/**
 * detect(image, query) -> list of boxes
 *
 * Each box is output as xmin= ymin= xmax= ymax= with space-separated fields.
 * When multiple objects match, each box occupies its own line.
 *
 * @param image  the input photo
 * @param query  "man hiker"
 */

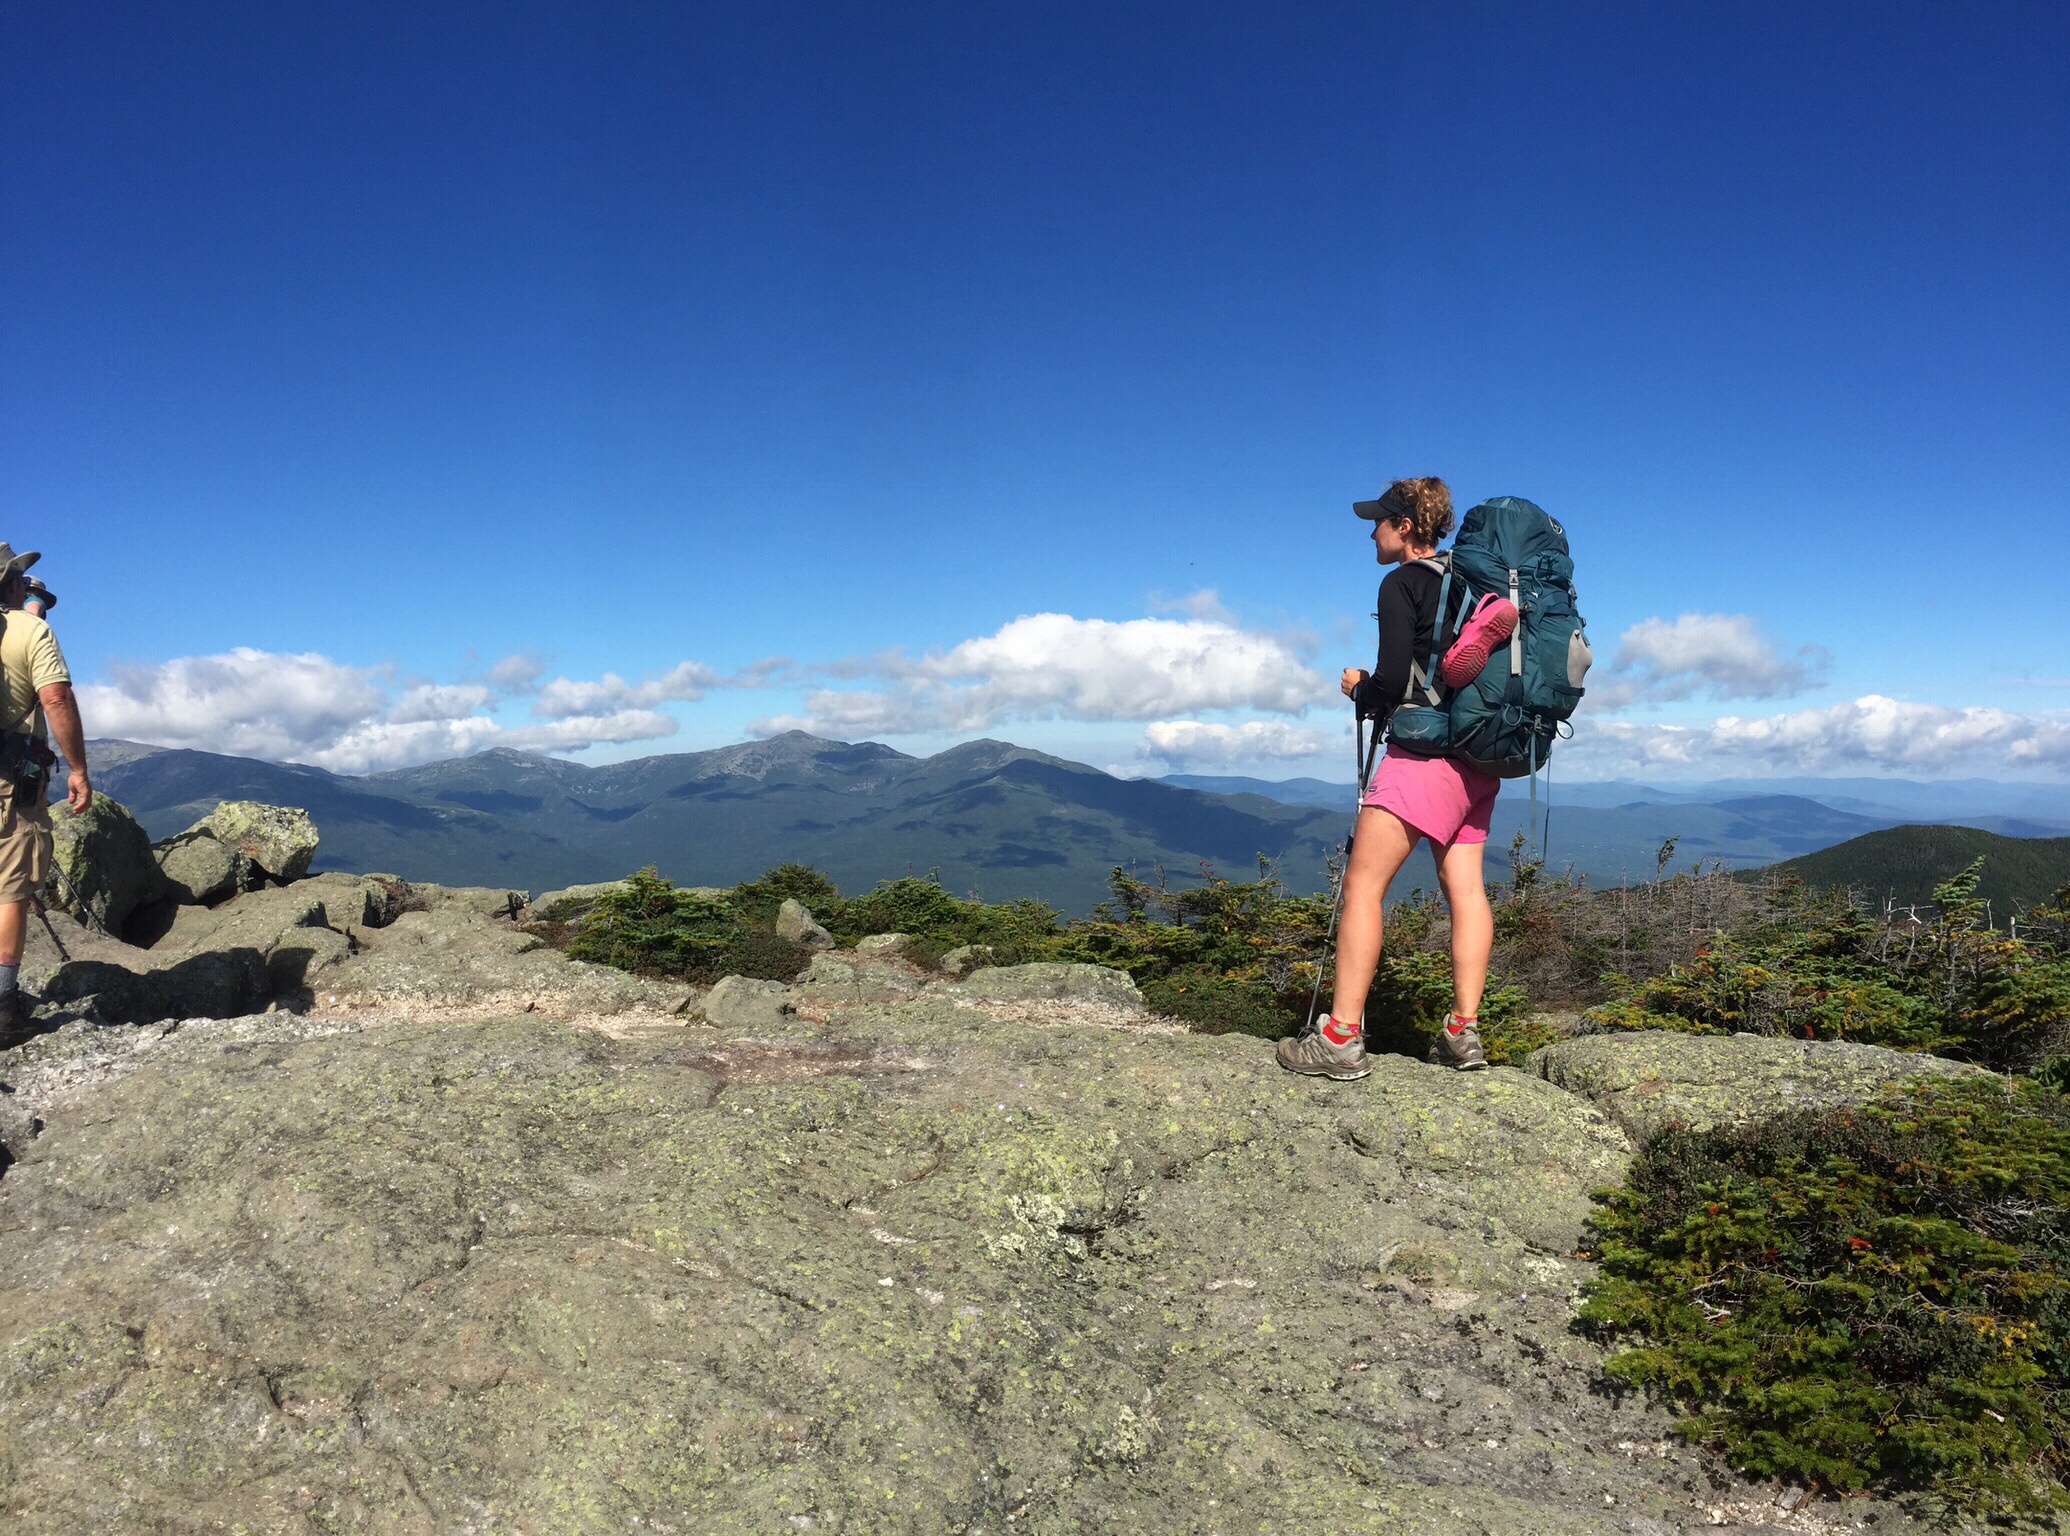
xmin=0 ymin=543 xmax=91 ymax=1040
xmin=19 ymin=576 xmax=55 ymax=619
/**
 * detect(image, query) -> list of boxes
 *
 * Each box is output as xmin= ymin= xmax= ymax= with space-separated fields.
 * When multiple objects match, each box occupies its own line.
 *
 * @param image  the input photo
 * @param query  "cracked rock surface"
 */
xmin=0 ymin=999 xmax=1934 ymax=1535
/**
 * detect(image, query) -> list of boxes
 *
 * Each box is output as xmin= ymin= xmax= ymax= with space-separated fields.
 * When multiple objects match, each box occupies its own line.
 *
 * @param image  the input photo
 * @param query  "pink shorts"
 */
xmin=1362 ymin=747 xmax=1499 ymax=847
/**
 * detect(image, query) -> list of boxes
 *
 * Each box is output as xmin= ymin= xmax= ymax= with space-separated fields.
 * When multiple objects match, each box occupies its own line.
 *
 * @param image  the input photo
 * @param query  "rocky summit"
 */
xmin=0 ymin=803 xmax=1980 ymax=1535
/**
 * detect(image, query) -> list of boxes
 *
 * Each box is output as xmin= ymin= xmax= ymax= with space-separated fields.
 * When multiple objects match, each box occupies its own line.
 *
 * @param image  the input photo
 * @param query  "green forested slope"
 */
xmin=1764 ymin=823 xmax=2070 ymax=913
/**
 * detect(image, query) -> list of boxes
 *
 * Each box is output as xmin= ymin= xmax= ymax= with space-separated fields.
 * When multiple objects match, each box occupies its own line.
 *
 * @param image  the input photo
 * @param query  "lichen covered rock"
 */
xmin=794 ymin=951 xmax=918 ymax=1003
xmin=775 ymin=896 xmax=835 ymax=950
xmin=702 ymin=974 xmax=794 ymax=1029
xmin=296 ymin=870 xmax=408 ymax=931
xmin=317 ymin=906 xmax=689 ymax=1015
xmin=48 ymin=793 xmax=170 ymax=937
xmin=198 ymin=800 xmax=319 ymax=883
xmin=1527 ymin=1029 xmax=1989 ymax=1143
xmin=403 ymin=882 xmax=528 ymax=920
xmin=0 ymin=982 xmax=1958 ymax=1534
xmin=0 ymin=999 xmax=1739 ymax=1536
xmin=151 ymin=827 xmax=249 ymax=905
xmin=935 ymin=942 xmax=994 ymax=978
xmin=530 ymin=879 xmax=630 ymax=923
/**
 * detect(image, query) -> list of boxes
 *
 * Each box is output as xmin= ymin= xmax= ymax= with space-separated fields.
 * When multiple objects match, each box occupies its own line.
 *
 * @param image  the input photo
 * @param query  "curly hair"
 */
xmin=1380 ymin=477 xmax=1454 ymax=546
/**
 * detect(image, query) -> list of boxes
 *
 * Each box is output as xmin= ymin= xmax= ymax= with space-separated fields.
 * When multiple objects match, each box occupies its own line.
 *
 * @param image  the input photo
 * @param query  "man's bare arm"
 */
xmin=37 ymin=682 xmax=90 ymax=812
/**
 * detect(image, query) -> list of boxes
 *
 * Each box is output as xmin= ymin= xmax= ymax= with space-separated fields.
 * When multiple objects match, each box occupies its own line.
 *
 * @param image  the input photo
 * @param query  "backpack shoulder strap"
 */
xmin=1400 ymin=555 xmax=1454 ymax=708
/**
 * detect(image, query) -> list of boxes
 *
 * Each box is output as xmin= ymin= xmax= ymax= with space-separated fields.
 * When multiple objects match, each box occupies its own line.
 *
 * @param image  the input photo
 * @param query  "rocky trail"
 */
xmin=0 ymin=803 xmax=1986 ymax=1534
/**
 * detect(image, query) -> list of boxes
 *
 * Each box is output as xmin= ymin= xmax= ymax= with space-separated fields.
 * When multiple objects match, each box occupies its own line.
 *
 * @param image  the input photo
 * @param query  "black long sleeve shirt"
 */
xmin=1349 ymin=560 xmax=1445 ymax=730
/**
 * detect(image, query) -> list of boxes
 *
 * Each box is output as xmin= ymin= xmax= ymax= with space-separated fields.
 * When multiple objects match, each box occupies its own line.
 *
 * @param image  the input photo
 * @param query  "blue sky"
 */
xmin=4 ymin=4 xmax=2067 ymax=781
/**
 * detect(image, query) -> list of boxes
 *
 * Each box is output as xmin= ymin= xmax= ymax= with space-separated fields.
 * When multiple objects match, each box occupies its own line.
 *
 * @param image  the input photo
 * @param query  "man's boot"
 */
xmin=0 ymin=989 xmax=28 ymax=1048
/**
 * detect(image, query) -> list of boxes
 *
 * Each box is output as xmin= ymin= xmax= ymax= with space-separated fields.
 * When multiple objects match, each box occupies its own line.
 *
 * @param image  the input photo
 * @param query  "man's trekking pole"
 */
xmin=1302 ymin=707 xmax=1382 ymax=1034
xmin=32 ymin=896 xmax=70 ymax=962
xmin=43 ymin=862 xmax=107 ymax=939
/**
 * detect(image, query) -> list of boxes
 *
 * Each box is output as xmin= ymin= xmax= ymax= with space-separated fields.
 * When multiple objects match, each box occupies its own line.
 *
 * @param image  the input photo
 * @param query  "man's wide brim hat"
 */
xmin=0 ymin=544 xmax=40 ymax=582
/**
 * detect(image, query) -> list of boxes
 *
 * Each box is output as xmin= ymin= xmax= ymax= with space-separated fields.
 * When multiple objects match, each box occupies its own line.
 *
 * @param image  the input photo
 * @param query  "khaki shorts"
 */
xmin=0 ymin=794 xmax=52 ymax=903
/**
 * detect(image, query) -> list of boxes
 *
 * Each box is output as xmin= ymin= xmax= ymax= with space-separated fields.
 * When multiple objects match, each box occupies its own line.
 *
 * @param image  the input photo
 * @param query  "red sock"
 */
xmin=1446 ymin=1013 xmax=1476 ymax=1035
xmin=1321 ymin=1015 xmax=1360 ymax=1046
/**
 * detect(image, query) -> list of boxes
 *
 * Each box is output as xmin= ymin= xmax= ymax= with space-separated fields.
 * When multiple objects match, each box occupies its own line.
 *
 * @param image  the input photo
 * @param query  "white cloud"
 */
xmin=486 ymin=652 xmax=547 ymax=692
xmin=75 ymin=647 xmax=720 ymax=773
xmin=1594 ymin=612 xmax=1826 ymax=711
xmin=792 ymin=612 xmax=1326 ymax=735
xmin=531 ymin=660 xmax=721 ymax=720
xmin=80 ymin=649 xmax=390 ymax=763
xmin=1138 ymin=719 xmax=1332 ymax=767
xmin=1567 ymin=695 xmax=2070 ymax=776
xmin=1148 ymin=587 xmax=1234 ymax=622
xmin=389 ymin=682 xmax=496 ymax=724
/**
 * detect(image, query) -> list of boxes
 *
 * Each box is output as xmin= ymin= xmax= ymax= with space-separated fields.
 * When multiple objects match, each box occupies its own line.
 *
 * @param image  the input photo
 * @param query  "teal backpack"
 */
xmin=1384 ymin=496 xmax=1592 ymax=784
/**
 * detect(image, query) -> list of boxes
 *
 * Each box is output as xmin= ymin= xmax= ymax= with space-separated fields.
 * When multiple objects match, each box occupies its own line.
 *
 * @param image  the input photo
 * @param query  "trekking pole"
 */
xmin=1303 ymin=707 xmax=1381 ymax=1034
xmin=44 ymin=862 xmax=108 ymax=939
xmin=32 ymin=897 xmax=70 ymax=962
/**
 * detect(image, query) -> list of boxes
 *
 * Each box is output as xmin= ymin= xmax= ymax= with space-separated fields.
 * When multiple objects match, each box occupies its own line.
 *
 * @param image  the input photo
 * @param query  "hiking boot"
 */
xmin=1276 ymin=1014 xmax=1371 ymax=1081
xmin=0 ymin=990 xmax=28 ymax=1049
xmin=1440 ymin=593 xmax=1519 ymax=688
xmin=1427 ymin=1019 xmax=1488 ymax=1071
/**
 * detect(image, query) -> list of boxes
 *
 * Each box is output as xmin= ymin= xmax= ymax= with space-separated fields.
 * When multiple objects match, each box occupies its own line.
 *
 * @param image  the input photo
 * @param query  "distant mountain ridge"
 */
xmin=86 ymin=735 xmax=2070 ymax=910
xmin=1158 ymin=772 xmax=2070 ymax=827
xmin=89 ymin=733 xmax=1343 ymax=913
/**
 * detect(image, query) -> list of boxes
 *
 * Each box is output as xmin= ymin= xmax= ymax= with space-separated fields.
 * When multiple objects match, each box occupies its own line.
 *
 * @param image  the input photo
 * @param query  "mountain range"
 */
xmin=88 ymin=734 xmax=1343 ymax=912
xmin=87 ymin=735 xmax=2070 ymax=912
xmin=1161 ymin=772 xmax=2070 ymax=830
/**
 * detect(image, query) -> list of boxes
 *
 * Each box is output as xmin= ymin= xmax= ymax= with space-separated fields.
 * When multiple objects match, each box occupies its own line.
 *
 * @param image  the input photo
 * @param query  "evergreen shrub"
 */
xmin=1582 ymin=1079 xmax=2070 ymax=1517
xmin=728 ymin=862 xmax=842 ymax=924
xmin=567 ymin=867 xmax=809 ymax=984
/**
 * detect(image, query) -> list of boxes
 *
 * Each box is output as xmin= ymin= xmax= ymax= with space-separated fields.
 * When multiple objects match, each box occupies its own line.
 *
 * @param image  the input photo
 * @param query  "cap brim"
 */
xmin=1352 ymin=499 xmax=1386 ymax=521
xmin=5 ymin=551 xmax=39 ymax=575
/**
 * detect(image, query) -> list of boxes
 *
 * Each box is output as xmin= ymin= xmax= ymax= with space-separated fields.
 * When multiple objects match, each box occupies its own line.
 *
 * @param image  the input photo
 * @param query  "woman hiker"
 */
xmin=1276 ymin=476 xmax=1516 ymax=1082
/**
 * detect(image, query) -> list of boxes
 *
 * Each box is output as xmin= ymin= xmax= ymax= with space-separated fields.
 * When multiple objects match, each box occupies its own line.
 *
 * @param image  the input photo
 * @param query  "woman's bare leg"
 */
xmin=1434 ymin=837 xmax=1492 ymax=1019
xmin=1326 ymin=807 xmax=1419 ymax=1025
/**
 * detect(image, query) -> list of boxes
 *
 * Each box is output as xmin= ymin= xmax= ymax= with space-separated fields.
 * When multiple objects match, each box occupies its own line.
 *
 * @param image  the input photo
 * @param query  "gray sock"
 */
xmin=0 ymin=961 xmax=17 ymax=997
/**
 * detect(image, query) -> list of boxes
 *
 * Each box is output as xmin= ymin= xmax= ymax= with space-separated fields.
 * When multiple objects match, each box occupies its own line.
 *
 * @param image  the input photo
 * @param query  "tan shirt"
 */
xmin=0 ymin=611 xmax=70 ymax=741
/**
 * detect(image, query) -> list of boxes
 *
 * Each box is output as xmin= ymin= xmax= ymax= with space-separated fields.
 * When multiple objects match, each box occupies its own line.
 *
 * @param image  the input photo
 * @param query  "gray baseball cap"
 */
xmin=1352 ymin=486 xmax=1411 ymax=522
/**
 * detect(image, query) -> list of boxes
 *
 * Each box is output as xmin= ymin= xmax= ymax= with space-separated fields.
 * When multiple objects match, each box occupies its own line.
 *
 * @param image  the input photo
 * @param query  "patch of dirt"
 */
xmin=941 ymin=995 xmax=1191 ymax=1037
xmin=310 ymin=993 xmax=697 ymax=1028
xmin=661 ymin=1039 xmax=932 ymax=1086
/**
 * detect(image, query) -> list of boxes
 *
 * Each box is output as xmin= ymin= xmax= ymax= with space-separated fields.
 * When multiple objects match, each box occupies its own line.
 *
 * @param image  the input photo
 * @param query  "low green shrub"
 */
xmin=1360 ymin=946 xmax=1538 ymax=1064
xmin=1582 ymin=1079 xmax=2070 ymax=1518
xmin=568 ymin=867 xmax=810 ymax=985
xmin=1138 ymin=966 xmax=1283 ymax=1039
xmin=567 ymin=868 xmax=739 ymax=977
xmin=728 ymin=862 xmax=842 ymax=924
xmin=716 ymin=926 xmax=814 ymax=983
xmin=1051 ymin=863 xmax=1340 ymax=1036
xmin=828 ymin=874 xmax=1061 ymax=953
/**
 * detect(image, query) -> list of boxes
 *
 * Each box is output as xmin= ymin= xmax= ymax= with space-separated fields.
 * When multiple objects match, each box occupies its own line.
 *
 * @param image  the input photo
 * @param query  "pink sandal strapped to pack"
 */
xmin=1440 ymin=593 xmax=1519 ymax=687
